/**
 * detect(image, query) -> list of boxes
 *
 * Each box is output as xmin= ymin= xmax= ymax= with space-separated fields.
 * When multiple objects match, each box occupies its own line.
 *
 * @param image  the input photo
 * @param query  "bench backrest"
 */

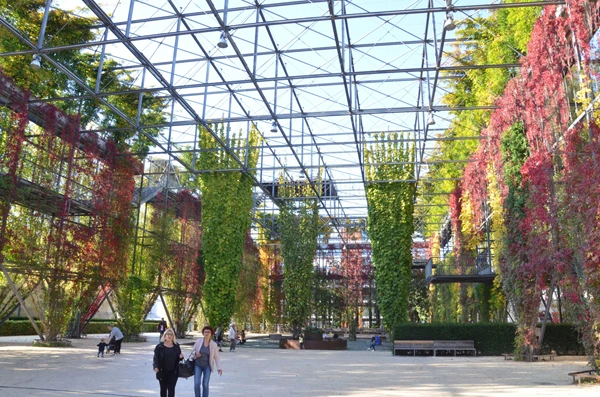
xmin=394 ymin=340 xmax=434 ymax=348
xmin=433 ymin=340 xmax=475 ymax=348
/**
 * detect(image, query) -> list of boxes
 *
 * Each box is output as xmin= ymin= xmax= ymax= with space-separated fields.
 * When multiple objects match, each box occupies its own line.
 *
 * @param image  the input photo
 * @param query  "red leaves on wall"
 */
xmin=449 ymin=184 xmax=463 ymax=253
xmin=172 ymin=190 xmax=203 ymax=293
xmin=463 ymin=146 xmax=488 ymax=228
xmin=0 ymin=67 xmax=137 ymax=297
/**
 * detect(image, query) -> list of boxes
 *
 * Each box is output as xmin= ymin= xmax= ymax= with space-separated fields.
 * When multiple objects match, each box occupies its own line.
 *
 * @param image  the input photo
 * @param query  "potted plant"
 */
xmin=303 ymin=326 xmax=324 ymax=341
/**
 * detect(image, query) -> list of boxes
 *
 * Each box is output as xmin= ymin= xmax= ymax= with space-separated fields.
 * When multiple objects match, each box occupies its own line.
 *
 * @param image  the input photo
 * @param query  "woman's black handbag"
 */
xmin=178 ymin=353 xmax=195 ymax=379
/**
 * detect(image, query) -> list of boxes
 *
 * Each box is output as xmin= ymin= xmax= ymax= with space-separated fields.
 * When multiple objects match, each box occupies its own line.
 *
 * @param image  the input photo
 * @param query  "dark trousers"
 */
xmin=114 ymin=338 xmax=123 ymax=354
xmin=159 ymin=370 xmax=178 ymax=397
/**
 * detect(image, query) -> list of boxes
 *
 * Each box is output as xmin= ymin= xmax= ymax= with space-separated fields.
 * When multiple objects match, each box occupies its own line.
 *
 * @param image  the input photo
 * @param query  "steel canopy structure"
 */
xmin=0 ymin=0 xmax=559 ymax=246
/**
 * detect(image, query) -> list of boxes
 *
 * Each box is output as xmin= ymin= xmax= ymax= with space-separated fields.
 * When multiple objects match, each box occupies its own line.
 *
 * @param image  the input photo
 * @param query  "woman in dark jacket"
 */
xmin=153 ymin=328 xmax=184 ymax=397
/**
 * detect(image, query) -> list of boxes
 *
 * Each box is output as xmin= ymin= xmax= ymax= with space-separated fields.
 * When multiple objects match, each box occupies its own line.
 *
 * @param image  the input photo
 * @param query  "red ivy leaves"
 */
xmin=449 ymin=184 xmax=463 ymax=253
xmin=462 ymin=0 xmax=600 ymax=355
xmin=463 ymin=146 xmax=488 ymax=227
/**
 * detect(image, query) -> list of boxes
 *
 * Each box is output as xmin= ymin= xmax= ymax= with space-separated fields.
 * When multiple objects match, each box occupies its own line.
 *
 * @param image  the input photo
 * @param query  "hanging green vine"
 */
xmin=193 ymin=123 xmax=259 ymax=327
xmin=278 ymin=174 xmax=320 ymax=335
xmin=163 ymin=191 xmax=203 ymax=337
xmin=365 ymin=132 xmax=415 ymax=329
xmin=115 ymin=198 xmax=175 ymax=340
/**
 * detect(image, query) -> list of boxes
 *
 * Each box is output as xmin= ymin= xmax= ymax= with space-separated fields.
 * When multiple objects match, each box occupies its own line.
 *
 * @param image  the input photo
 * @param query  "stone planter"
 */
xmin=304 ymin=339 xmax=347 ymax=350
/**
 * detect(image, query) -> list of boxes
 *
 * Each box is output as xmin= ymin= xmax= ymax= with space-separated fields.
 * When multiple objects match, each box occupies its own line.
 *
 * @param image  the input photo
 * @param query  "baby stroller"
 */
xmin=105 ymin=336 xmax=116 ymax=354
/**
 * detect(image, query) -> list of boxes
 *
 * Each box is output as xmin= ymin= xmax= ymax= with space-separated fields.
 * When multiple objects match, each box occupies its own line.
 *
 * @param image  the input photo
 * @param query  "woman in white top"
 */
xmin=191 ymin=326 xmax=222 ymax=397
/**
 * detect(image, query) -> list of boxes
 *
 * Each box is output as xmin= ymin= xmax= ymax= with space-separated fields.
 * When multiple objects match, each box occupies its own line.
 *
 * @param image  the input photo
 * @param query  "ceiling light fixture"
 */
xmin=270 ymin=121 xmax=278 ymax=132
xmin=30 ymin=54 xmax=41 ymax=70
xmin=444 ymin=13 xmax=456 ymax=31
xmin=427 ymin=112 xmax=435 ymax=126
xmin=217 ymin=31 xmax=228 ymax=48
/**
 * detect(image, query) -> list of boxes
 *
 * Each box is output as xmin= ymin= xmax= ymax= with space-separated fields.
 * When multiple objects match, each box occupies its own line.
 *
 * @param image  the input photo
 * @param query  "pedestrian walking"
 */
xmin=228 ymin=323 xmax=236 ymax=352
xmin=97 ymin=338 xmax=108 ymax=357
xmin=158 ymin=318 xmax=168 ymax=339
xmin=192 ymin=326 xmax=223 ymax=397
xmin=153 ymin=329 xmax=184 ymax=397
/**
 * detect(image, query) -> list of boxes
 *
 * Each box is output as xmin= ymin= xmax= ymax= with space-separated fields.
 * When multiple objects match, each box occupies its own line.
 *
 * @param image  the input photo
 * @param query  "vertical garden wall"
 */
xmin=340 ymin=222 xmax=367 ymax=338
xmin=0 ymin=2 xmax=171 ymax=340
xmin=0 ymin=71 xmax=139 ymax=341
xmin=426 ymin=0 xmax=541 ymax=325
xmin=441 ymin=0 xmax=600 ymax=365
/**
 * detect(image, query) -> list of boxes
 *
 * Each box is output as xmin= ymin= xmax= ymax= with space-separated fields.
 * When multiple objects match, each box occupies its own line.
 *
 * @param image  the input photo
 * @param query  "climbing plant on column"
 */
xmin=340 ymin=221 xmax=364 ymax=338
xmin=112 ymin=188 xmax=177 ymax=340
xmin=233 ymin=231 xmax=262 ymax=327
xmin=193 ymin=123 xmax=259 ymax=327
xmin=279 ymin=175 xmax=320 ymax=336
xmin=365 ymin=132 xmax=415 ymax=329
xmin=257 ymin=218 xmax=284 ymax=330
xmin=163 ymin=190 xmax=203 ymax=337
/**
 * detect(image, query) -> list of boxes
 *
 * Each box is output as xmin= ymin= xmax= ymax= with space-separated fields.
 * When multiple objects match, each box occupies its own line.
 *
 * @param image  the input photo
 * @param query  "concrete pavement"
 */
xmin=0 ymin=333 xmax=598 ymax=396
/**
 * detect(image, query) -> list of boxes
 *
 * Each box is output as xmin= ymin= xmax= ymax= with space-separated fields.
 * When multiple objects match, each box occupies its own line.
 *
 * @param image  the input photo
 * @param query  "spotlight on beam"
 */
xmin=217 ymin=31 xmax=228 ymax=48
xmin=30 ymin=54 xmax=41 ymax=70
xmin=444 ymin=13 xmax=456 ymax=31
xmin=427 ymin=112 xmax=435 ymax=126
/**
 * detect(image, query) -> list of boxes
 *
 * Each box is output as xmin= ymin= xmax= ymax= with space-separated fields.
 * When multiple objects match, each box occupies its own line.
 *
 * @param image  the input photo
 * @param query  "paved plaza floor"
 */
xmin=0 ymin=333 xmax=599 ymax=396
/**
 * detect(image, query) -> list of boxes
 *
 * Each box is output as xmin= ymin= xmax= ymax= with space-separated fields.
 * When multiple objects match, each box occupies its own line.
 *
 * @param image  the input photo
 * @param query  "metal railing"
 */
xmin=426 ymin=250 xmax=494 ymax=279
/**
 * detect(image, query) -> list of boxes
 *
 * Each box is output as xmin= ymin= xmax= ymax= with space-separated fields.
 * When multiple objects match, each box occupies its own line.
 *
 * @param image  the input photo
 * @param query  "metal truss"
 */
xmin=0 ymin=0 xmax=561 ymax=244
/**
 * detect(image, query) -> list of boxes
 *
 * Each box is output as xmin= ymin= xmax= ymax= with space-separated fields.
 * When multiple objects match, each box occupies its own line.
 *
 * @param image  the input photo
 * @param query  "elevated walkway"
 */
xmin=0 ymin=173 xmax=92 ymax=216
xmin=425 ymin=253 xmax=496 ymax=284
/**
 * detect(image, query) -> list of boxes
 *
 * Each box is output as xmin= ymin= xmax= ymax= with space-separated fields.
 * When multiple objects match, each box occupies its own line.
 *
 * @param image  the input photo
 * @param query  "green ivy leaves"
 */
xmin=194 ymin=124 xmax=259 ymax=328
xmin=279 ymin=175 xmax=320 ymax=335
xmin=365 ymin=132 xmax=415 ymax=329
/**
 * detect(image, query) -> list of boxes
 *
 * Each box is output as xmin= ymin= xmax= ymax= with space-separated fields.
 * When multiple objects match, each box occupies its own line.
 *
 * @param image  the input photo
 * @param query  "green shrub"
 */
xmin=0 ymin=319 xmax=162 ymax=337
xmin=391 ymin=323 xmax=584 ymax=356
xmin=0 ymin=320 xmax=42 ymax=336
xmin=392 ymin=323 xmax=516 ymax=355
xmin=541 ymin=323 xmax=585 ymax=355
xmin=303 ymin=326 xmax=324 ymax=341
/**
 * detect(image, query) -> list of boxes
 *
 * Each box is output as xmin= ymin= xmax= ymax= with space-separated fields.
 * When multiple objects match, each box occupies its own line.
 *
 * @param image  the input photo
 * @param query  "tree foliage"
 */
xmin=0 ymin=0 xmax=167 ymax=157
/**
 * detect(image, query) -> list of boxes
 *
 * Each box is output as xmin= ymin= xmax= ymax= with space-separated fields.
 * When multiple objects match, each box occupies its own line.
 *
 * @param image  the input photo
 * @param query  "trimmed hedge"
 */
xmin=0 ymin=319 xmax=161 ymax=337
xmin=0 ymin=319 xmax=42 ymax=336
xmin=540 ymin=323 xmax=585 ymax=355
xmin=392 ymin=323 xmax=584 ymax=356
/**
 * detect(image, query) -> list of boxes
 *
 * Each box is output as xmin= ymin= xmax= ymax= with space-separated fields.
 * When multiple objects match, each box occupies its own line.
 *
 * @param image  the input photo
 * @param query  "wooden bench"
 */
xmin=394 ymin=340 xmax=434 ymax=356
xmin=568 ymin=370 xmax=600 ymax=384
xmin=433 ymin=340 xmax=476 ymax=356
xmin=394 ymin=340 xmax=477 ymax=356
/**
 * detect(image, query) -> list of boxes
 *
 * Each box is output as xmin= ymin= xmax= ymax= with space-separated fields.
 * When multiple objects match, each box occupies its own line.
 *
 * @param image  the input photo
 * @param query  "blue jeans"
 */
xmin=194 ymin=364 xmax=211 ymax=397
